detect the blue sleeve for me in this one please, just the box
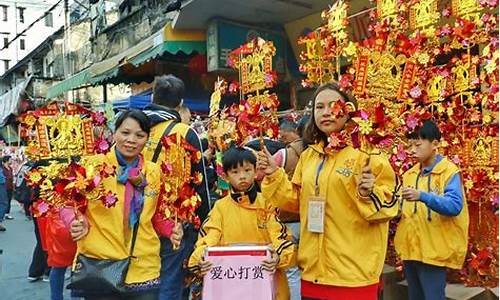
[419,173,463,216]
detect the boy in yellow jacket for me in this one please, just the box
[188,146,296,300]
[395,120,469,300]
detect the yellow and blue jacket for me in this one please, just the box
[394,155,469,269]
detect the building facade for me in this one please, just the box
[0,0,64,76]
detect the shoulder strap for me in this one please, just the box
[129,220,140,257]
[152,121,177,163]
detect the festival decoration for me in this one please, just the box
[298,0,499,286]
[20,102,115,217]
[19,102,111,160]
[155,133,203,231]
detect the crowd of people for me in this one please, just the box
[0,75,469,300]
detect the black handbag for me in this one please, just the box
[67,221,140,293]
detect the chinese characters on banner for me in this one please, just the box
[203,246,275,300]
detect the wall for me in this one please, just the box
[0,0,64,76]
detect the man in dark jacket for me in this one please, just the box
[143,74,211,300]
[2,156,14,220]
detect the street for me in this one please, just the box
[0,202,72,300]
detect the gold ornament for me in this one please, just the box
[451,0,481,22]
[377,0,399,22]
[410,0,440,34]
[364,49,407,99]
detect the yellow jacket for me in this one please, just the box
[188,193,296,300]
[77,150,162,284]
[261,143,398,287]
[395,156,469,269]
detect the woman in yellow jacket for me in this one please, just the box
[70,110,182,300]
[257,83,398,300]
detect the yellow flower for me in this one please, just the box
[358,119,373,135]
[417,52,430,65]
[485,60,497,74]
[465,179,473,190]
[29,171,42,183]
[483,114,492,124]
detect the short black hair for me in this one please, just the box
[297,115,310,138]
[115,109,151,135]
[222,146,256,172]
[280,120,298,131]
[406,119,442,142]
[2,156,10,163]
[152,74,185,108]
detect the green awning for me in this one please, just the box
[90,68,120,85]
[46,69,91,99]
[129,41,206,66]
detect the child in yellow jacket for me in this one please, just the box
[188,146,296,300]
[395,120,469,300]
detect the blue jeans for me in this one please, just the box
[158,225,197,300]
[286,222,301,300]
[50,267,67,300]
[403,260,447,300]
[0,183,9,222]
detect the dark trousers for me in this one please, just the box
[403,260,447,300]
[28,217,49,277]
[6,190,12,214]
[0,184,8,221]
[158,225,197,300]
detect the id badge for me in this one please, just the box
[307,196,325,233]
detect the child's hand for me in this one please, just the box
[402,187,420,202]
[261,249,280,273]
[170,222,183,249]
[256,147,278,176]
[199,258,213,277]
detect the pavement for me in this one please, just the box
[0,202,73,300]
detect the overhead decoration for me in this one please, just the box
[298,0,499,287]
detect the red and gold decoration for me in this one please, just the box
[20,102,116,217]
[155,133,203,230]
[19,102,111,160]
[299,0,499,286]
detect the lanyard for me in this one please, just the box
[314,156,326,196]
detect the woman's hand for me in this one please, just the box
[261,249,280,273]
[70,216,89,241]
[358,162,375,197]
[199,258,213,277]
[170,222,183,249]
[256,147,278,176]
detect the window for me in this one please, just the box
[20,38,25,50]
[45,12,53,27]
[2,37,7,49]
[17,7,25,23]
[3,59,10,71]
[0,5,7,22]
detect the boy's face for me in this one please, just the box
[224,161,256,193]
[408,139,439,163]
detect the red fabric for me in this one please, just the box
[37,216,49,251]
[45,214,77,267]
[301,280,379,300]
[2,166,13,191]
[152,212,175,238]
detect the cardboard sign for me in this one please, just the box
[203,245,275,300]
